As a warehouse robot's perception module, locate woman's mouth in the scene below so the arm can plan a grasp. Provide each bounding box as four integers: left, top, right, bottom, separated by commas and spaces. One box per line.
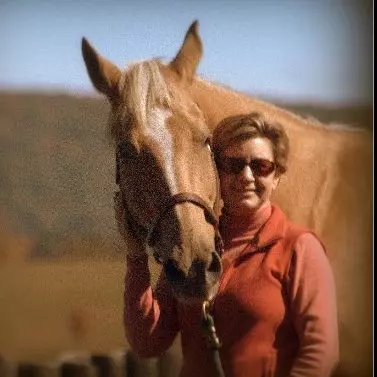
236, 188, 256, 195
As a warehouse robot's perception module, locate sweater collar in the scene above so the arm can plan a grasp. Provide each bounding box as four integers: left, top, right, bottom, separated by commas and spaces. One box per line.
220, 204, 287, 250
253, 204, 287, 248
221, 203, 271, 244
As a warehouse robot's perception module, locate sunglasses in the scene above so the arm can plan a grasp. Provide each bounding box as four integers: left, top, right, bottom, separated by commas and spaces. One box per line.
217, 157, 276, 177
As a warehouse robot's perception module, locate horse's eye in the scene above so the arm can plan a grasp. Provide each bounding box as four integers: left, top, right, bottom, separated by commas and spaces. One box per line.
117, 140, 139, 160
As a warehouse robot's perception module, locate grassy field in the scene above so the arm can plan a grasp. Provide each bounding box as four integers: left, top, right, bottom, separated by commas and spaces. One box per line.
0, 259, 167, 363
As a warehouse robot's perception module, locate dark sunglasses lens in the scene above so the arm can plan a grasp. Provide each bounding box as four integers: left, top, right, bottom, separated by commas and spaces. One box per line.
229, 159, 245, 174
219, 158, 244, 174
251, 159, 275, 176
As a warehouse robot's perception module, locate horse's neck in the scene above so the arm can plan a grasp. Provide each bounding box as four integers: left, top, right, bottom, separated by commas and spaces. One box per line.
190, 77, 371, 155
190, 78, 309, 133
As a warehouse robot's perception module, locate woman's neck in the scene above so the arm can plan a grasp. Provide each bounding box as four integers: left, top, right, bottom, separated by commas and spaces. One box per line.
221, 203, 272, 243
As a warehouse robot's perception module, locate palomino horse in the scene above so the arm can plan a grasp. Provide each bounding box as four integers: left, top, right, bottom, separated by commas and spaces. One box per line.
82, 21, 372, 377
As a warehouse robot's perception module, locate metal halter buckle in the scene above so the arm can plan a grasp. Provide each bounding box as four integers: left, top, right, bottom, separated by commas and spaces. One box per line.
201, 301, 222, 350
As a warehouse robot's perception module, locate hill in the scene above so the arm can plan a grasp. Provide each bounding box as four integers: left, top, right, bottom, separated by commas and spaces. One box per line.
0, 91, 372, 260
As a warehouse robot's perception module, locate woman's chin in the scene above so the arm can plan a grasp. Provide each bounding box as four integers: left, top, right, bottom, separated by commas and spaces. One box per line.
231, 199, 261, 215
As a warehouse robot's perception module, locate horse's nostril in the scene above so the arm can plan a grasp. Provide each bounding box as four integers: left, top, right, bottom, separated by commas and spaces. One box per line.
164, 253, 222, 286
164, 259, 185, 283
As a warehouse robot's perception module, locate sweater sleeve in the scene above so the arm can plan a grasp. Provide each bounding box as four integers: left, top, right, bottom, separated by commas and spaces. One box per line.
123, 255, 179, 357
287, 233, 339, 377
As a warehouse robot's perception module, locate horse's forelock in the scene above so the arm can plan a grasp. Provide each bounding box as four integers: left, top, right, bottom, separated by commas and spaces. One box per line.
110, 59, 192, 141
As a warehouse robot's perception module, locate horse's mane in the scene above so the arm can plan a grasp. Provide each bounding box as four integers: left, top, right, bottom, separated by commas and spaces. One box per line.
198, 78, 364, 133
109, 60, 364, 141
110, 59, 190, 140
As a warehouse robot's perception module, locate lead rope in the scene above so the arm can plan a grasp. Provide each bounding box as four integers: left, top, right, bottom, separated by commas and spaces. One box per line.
202, 301, 226, 377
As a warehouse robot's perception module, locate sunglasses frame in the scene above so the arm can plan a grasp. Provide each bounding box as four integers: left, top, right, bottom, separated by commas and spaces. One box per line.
217, 157, 276, 177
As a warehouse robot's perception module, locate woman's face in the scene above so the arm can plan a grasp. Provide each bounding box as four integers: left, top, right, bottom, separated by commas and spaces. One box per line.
218, 137, 280, 216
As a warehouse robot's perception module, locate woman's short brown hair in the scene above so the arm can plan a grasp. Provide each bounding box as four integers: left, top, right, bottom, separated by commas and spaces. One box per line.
212, 112, 290, 175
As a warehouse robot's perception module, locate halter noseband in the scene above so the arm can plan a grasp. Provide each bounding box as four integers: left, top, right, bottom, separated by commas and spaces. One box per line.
115, 145, 224, 264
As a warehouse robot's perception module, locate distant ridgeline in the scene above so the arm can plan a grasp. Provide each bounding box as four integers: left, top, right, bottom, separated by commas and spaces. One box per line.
0, 92, 372, 260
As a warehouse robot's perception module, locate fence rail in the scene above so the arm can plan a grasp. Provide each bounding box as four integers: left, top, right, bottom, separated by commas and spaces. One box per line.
0, 350, 182, 377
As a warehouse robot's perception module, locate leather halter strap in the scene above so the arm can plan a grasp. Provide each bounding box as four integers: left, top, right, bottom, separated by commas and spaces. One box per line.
116, 144, 224, 263
147, 192, 223, 253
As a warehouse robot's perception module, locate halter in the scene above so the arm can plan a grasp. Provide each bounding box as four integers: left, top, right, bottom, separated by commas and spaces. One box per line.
115, 143, 224, 264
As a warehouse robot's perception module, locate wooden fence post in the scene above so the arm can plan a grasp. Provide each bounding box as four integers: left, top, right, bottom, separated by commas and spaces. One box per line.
158, 351, 182, 377
0, 356, 16, 377
1, 349, 184, 377
126, 351, 159, 377
60, 362, 98, 377
17, 363, 59, 377
90, 351, 127, 377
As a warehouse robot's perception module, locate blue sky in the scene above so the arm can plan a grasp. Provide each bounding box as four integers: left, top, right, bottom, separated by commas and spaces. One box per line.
0, 0, 372, 104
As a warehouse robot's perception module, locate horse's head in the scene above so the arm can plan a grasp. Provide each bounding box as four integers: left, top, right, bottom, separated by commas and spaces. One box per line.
81, 21, 222, 303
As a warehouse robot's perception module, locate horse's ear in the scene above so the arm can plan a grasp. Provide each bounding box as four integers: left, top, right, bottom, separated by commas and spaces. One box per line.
81, 38, 121, 99
170, 20, 203, 82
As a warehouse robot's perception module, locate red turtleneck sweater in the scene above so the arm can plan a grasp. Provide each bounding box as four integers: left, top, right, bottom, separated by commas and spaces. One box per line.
123, 204, 339, 377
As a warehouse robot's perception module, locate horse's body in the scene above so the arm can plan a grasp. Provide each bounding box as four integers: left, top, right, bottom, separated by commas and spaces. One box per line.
82, 22, 372, 377
191, 78, 373, 377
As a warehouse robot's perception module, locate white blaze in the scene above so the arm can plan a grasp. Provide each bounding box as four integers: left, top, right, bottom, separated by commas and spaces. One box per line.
145, 108, 177, 192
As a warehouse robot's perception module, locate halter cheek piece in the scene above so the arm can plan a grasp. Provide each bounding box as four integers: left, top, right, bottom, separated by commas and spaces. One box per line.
115, 144, 224, 264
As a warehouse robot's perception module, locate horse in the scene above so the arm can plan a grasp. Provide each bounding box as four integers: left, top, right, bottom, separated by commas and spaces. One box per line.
81, 21, 372, 377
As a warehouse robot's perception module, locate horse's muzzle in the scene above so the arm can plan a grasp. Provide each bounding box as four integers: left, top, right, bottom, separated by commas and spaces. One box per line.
163, 251, 222, 301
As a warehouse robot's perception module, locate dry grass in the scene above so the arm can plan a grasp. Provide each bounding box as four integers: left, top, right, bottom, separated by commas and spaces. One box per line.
0, 259, 164, 363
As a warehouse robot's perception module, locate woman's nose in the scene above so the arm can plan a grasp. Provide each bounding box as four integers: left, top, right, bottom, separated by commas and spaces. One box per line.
239, 165, 255, 182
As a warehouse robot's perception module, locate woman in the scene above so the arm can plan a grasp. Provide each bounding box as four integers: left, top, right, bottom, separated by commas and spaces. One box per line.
119, 112, 339, 377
